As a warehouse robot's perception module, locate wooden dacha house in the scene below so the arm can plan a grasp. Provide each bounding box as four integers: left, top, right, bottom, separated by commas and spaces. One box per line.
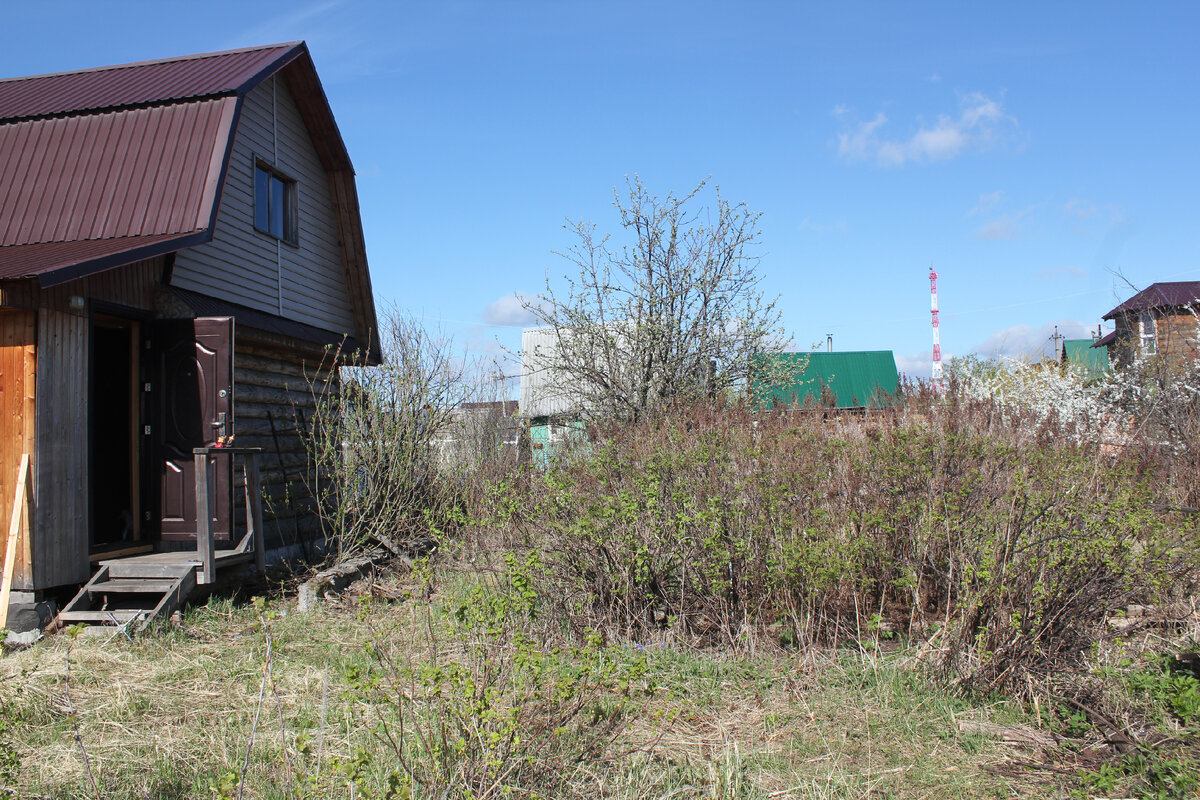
0, 42, 379, 631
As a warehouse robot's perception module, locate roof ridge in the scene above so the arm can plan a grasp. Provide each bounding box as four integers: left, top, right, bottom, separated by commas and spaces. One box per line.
0, 92, 232, 125
0, 41, 302, 85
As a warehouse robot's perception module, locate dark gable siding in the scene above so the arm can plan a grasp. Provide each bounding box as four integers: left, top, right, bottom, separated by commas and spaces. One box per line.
170, 74, 357, 336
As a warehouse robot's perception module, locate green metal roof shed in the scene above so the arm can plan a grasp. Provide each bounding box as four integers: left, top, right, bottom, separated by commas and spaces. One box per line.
754, 351, 900, 410
1062, 339, 1110, 382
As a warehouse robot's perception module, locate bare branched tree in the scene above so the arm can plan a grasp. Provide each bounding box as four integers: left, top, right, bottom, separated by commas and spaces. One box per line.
524, 177, 788, 421
303, 308, 485, 558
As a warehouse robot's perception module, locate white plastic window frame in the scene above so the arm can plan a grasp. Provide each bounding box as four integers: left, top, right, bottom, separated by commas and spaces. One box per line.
1139, 310, 1157, 355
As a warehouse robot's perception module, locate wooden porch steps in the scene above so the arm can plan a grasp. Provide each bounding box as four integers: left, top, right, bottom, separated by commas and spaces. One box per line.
56, 562, 197, 630
56, 549, 257, 630
54, 447, 266, 632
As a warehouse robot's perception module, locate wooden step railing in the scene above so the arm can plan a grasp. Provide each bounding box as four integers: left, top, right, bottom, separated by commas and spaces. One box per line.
193, 447, 266, 584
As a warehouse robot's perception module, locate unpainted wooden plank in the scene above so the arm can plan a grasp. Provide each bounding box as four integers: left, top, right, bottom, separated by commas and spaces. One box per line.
194, 452, 214, 585
88, 578, 181, 593
0, 454, 30, 627
58, 609, 145, 623
145, 568, 196, 629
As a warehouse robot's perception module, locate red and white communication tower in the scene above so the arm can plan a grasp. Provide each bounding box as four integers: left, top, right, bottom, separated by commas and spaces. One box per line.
930, 267, 943, 394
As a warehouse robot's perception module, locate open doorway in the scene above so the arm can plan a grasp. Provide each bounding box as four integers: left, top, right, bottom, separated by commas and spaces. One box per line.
90, 315, 144, 554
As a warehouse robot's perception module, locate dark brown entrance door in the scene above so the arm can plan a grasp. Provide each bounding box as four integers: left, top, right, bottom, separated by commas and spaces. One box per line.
152, 317, 234, 542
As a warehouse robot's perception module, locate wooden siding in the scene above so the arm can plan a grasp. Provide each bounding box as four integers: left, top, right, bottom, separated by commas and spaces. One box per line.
0, 256, 163, 313
171, 75, 357, 336
33, 308, 89, 588
0, 311, 36, 590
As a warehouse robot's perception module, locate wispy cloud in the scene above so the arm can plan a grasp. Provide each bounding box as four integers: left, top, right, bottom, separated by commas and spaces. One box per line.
968, 190, 1006, 217
1063, 199, 1099, 220
1037, 265, 1088, 280
222, 0, 349, 49
836, 92, 1017, 167
481, 292, 538, 327
1063, 199, 1128, 236
972, 207, 1033, 241
796, 217, 848, 234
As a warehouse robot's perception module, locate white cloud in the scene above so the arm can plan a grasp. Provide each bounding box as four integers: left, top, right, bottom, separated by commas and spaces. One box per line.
972, 320, 1094, 360
836, 92, 1016, 167
895, 351, 936, 381
481, 292, 538, 327
836, 112, 889, 161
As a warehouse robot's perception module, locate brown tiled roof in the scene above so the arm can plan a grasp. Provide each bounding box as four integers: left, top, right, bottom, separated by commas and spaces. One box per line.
1103, 281, 1200, 320
0, 43, 299, 121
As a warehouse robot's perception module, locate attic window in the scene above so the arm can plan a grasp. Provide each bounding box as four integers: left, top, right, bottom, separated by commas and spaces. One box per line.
1139, 310, 1157, 355
254, 162, 297, 244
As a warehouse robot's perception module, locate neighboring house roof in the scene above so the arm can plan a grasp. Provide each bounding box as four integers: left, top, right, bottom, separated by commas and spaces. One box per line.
0, 41, 378, 355
755, 351, 900, 410
1102, 281, 1200, 320
1062, 338, 1110, 380
459, 401, 520, 414
1093, 330, 1117, 348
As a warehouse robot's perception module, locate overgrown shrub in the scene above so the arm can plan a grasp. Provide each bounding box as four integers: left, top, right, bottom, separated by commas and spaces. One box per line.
494, 385, 1198, 692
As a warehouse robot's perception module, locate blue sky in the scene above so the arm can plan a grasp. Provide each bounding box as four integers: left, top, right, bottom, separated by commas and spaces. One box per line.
3, 2, 1198, 381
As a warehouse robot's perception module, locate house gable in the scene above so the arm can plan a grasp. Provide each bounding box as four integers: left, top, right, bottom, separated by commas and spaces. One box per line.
170, 74, 358, 337
0, 41, 379, 356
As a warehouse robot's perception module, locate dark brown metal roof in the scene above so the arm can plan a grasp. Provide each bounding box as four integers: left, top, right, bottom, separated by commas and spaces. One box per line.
0, 45, 311, 285
0, 232, 200, 281
0, 98, 236, 247
1102, 282, 1200, 319
0, 43, 300, 121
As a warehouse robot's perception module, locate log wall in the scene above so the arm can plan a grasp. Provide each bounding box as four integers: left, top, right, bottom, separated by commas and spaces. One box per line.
234, 334, 334, 551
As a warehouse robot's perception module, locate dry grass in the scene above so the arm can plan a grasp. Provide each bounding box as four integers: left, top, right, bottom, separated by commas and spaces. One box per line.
0, 559, 1061, 800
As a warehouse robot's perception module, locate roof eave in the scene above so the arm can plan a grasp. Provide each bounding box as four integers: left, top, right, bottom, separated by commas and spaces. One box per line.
35, 230, 211, 287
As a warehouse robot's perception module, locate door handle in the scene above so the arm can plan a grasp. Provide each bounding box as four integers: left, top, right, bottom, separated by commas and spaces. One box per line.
211, 411, 227, 441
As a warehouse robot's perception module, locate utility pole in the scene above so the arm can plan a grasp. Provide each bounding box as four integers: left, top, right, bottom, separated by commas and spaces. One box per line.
1049, 325, 1064, 364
